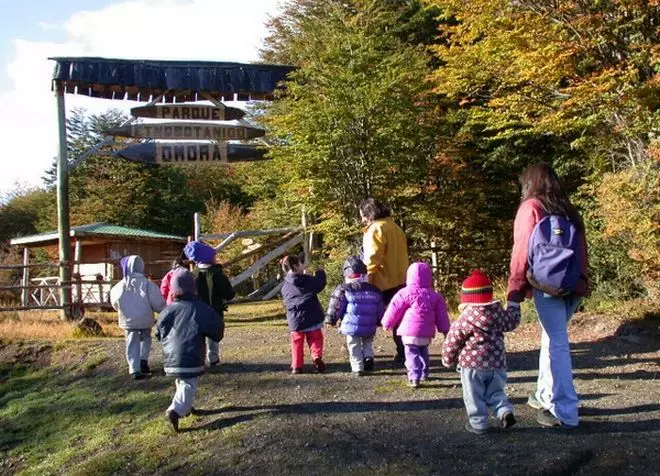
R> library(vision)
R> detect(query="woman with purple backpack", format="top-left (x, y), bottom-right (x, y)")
top-left (507, 162), bottom-right (590, 429)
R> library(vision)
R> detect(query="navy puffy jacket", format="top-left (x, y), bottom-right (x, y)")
top-left (156, 295), bottom-right (221, 378)
top-left (326, 281), bottom-right (383, 337)
top-left (281, 270), bottom-right (327, 331)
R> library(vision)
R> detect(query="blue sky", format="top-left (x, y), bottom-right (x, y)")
top-left (0, 0), bottom-right (281, 196)
top-left (0, 0), bottom-right (111, 88)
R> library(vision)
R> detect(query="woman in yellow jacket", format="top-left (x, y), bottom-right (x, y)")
top-left (359, 198), bottom-right (409, 364)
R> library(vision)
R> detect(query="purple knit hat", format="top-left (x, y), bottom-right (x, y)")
top-left (183, 241), bottom-right (216, 264)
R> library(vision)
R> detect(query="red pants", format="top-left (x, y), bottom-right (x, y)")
top-left (290, 329), bottom-right (324, 369)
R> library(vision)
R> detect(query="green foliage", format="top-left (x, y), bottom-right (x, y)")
top-left (261, 0), bottom-right (440, 248)
top-left (0, 187), bottom-right (56, 242)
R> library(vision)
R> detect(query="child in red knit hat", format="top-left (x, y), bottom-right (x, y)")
top-left (442, 270), bottom-right (521, 434)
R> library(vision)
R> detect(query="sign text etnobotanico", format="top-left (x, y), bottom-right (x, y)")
top-left (107, 122), bottom-right (266, 140)
top-left (155, 142), bottom-right (228, 164)
top-left (130, 104), bottom-right (245, 121)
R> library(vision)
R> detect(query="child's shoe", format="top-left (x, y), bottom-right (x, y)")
top-left (363, 358), bottom-right (374, 372)
top-left (131, 372), bottom-right (146, 380)
top-left (537, 409), bottom-right (578, 429)
top-left (291, 368), bottom-right (303, 374)
top-left (500, 412), bottom-right (517, 429)
top-left (352, 371), bottom-right (365, 377)
top-left (407, 379), bottom-right (420, 388)
top-left (313, 357), bottom-right (326, 373)
top-left (166, 410), bottom-right (180, 432)
top-left (140, 360), bottom-right (150, 374)
top-left (527, 393), bottom-right (544, 410)
top-left (464, 423), bottom-right (488, 435)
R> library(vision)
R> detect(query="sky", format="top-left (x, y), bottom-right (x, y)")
top-left (0, 0), bottom-right (282, 196)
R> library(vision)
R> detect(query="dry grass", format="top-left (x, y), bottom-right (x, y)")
top-left (0, 310), bottom-right (123, 341)
top-left (0, 302), bottom-right (285, 342)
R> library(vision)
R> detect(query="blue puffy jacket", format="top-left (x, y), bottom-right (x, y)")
top-left (156, 294), bottom-right (221, 378)
top-left (281, 270), bottom-right (327, 331)
top-left (326, 280), bottom-right (384, 337)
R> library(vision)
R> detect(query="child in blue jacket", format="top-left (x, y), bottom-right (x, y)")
top-left (326, 256), bottom-right (384, 375)
top-left (156, 268), bottom-right (221, 432)
top-left (281, 255), bottom-right (327, 374)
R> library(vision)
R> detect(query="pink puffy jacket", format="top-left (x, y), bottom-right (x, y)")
top-left (381, 262), bottom-right (450, 338)
top-left (160, 268), bottom-right (177, 306)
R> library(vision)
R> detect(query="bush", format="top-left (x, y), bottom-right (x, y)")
top-left (585, 161), bottom-right (660, 300)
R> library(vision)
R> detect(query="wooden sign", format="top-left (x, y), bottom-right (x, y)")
top-left (130, 104), bottom-right (245, 121)
top-left (106, 122), bottom-right (266, 141)
top-left (114, 142), bottom-right (267, 165)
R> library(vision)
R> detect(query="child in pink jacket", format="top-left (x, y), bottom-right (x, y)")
top-left (381, 262), bottom-right (450, 387)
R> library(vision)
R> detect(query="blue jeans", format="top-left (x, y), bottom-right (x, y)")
top-left (534, 290), bottom-right (580, 426)
top-left (460, 368), bottom-right (513, 430)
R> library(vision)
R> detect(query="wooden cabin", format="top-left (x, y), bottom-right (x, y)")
top-left (10, 223), bottom-right (187, 307)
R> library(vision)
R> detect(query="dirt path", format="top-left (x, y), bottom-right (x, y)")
top-left (1, 302), bottom-right (658, 475)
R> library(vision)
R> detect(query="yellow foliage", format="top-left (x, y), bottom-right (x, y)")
top-left (595, 162), bottom-right (660, 281)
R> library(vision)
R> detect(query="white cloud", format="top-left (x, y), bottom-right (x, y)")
top-left (0, 0), bottom-right (282, 195)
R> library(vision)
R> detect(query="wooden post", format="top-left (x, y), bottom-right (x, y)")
top-left (431, 241), bottom-right (439, 288)
top-left (21, 248), bottom-right (29, 307)
top-left (301, 207), bottom-right (310, 265)
top-left (194, 212), bottom-right (201, 241)
top-left (55, 83), bottom-right (72, 320)
top-left (74, 240), bottom-right (82, 306)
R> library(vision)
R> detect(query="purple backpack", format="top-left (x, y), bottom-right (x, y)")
top-left (526, 215), bottom-right (581, 296)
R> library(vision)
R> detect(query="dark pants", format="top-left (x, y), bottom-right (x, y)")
top-left (382, 285), bottom-right (405, 360)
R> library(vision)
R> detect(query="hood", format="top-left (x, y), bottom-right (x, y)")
top-left (406, 262), bottom-right (433, 288)
top-left (171, 268), bottom-right (197, 298)
top-left (120, 255), bottom-right (144, 279)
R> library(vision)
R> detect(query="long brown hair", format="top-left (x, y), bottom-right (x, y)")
top-left (519, 162), bottom-right (584, 231)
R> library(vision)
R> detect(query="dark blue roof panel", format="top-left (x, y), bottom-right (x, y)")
top-left (50, 57), bottom-right (295, 102)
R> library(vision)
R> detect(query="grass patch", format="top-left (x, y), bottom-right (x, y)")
top-left (374, 378), bottom-right (407, 394)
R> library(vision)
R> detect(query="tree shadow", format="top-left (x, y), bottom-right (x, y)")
top-left (579, 403), bottom-right (660, 416)
top-left (227, 314), bottom-right (286, 325)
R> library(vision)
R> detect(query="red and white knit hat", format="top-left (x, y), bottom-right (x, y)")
top-left (460, 269), bottom-right (494, 305)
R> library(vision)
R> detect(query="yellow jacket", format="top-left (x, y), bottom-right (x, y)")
top-left (363, 218), bottom-right (409, 291)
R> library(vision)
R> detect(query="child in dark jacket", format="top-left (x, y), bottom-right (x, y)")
top-left (156, 268), bottom-right (222, 432)
top-left (184, 240), bottom-right (235, 366)
top-left (326, 256), bottom-right (383, 375)
top-left (280, 255), bottom-right (327, 374)
top-left (442, 270), bottom-right (521, 434)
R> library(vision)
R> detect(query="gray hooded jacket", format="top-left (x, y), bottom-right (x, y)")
top-left (110, 255), bottom-right (166, 330)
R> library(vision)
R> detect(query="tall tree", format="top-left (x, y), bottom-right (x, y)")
top-left (425, 0), bottom-right (658, 171)
top-left (261, 0), bottom-right (440, 249)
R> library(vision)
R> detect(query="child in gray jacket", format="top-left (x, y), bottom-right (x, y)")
top-left (110, 255), bottom-right (166, 379)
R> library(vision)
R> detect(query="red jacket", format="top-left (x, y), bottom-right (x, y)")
top-left (507, 198), bottom-right (589, 302)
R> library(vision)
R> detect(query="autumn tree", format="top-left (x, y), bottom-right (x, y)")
top-left (260, 0), bottom-right (441, 251)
